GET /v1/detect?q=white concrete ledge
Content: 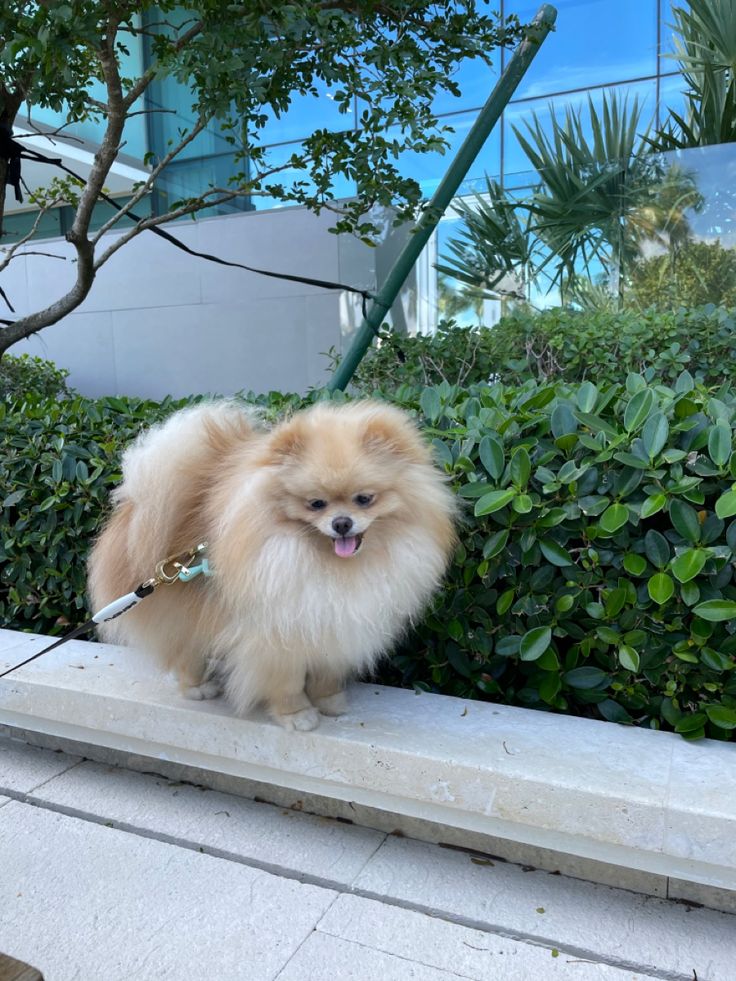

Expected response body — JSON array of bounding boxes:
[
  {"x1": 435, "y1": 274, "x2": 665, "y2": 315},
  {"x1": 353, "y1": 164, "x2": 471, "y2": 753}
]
[{"x1": 1, "y1": 627, "x2": 734, "y2": 911}]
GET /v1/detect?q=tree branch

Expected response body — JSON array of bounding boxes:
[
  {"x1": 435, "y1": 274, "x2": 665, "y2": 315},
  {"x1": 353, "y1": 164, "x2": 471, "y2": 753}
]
[
  {"x1": 123, "y1": 18, "x2": 204, "y2": 109},
  {"x1": 0, "y1": 197, "x2": 65, "y2": 275},
  {"x1": 91, "y1": 115, "x2": 209, "y2": 243}
]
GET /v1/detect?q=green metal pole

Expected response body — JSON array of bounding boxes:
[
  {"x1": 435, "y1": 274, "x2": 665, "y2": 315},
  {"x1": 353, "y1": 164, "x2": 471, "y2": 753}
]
[{"x1": 328, "y1": 3, "x2": 557, "y2": 392}]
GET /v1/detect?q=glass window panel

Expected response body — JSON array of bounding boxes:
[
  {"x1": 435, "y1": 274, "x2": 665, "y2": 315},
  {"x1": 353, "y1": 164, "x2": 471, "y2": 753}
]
[
  {"x1": 502, "y1": 79, "x2": 657, "y2": 187},
  {"x1": 659, "y1": 143, "x2": 736, "y2": 249},
  {"x1": 146, "y1": 72, "x2": 237, "y2": 162},
  {"x1": 156, "y1": 154, "x2": 252, "y2": 217},
  {"x1": 657, "y1": 71, "x2": 687, "y2": 129},
  {"x1": 433, "y1": 215, "x2": 489, "y2": 327},
  {"x1": 511, "y1": 0, "x2": 658, "y2": 100},
  {"x1": 1, "y1": 207, "x2": 62, "y2": 243},
  {"x1": 24, "y1": 26, "x2": 147, "y2": 160},
  {"x1": 659, "y1": 0, "x2": 680, "y2": 60},
  {"x1": 258, "y1": 83, "x2": 356, "y2": 146},
  {"x1": 253, "y1": 140, "x2": 355, "y2": 209},
  {"x1": 431, "y1": 57, "x2": 501, "y2": 115},
  {"x1": 395, "y1": 111, "x2": 501, "y2": 199}
]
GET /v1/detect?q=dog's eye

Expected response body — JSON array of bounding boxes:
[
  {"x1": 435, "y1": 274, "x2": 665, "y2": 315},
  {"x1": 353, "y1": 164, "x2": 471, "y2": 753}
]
[
  {"x1": 309, "y1": 499, "x2": 328, "y2": 511},
  {"x1": 354, "y1": 493, "x2": 374, "y2": 507}
]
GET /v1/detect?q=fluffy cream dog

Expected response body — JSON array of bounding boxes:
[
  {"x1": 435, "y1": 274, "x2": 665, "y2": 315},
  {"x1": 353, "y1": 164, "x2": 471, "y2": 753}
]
[{"x1": 88, "y1": 400, "x2": 456, "y2": 730}]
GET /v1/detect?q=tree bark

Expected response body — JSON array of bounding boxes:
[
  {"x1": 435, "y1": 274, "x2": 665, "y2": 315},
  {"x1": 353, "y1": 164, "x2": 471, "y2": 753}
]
[{"x1": 0, "y1": 21, "x2": 132, "y2": 358}]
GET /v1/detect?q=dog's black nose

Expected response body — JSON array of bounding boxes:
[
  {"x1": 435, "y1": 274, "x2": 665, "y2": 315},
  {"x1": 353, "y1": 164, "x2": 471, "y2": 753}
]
[{"x1": 332, "y1": 516, "x2": 354, "y2": 536}]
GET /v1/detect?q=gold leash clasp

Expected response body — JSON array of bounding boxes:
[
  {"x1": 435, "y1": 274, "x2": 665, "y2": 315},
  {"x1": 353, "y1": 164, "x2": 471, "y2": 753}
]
[{"x1": 154, "y1": 542, "x2": 208, "y2": 585}]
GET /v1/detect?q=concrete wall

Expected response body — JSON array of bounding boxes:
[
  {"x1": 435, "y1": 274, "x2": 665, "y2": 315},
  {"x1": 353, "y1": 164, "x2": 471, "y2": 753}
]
[{"x1": 4, "y1": 206, "x2": 411, "y2": 399}]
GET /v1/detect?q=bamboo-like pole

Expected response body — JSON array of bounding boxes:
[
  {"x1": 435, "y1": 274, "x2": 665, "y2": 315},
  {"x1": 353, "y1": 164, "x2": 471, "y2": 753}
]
[{"x1": 328, "y1": 3, "x2": 557, "y2": 392}]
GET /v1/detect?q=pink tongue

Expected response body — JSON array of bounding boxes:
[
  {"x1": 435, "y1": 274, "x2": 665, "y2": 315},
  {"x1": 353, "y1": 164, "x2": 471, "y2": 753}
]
[{"x1": 334, "y1": 536, "x2": 358, "y2": 558}]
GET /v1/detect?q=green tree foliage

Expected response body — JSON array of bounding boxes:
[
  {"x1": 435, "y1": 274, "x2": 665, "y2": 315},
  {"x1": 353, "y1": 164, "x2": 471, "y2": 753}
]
[
  {"x1": 0, "y1": 354, "x2": 70, "y2": 400},
  {"x1": 0, "y1": 1, "x2": 523, "y2": 354},
  {"x1": 629, "y1": 241, "x2": 736, "y2": 310}
]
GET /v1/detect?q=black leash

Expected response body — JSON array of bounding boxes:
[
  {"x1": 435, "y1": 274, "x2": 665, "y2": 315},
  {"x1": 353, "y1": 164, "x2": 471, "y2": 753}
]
[
  {"x1": 0, "y1": 126, "x2": 374, "y2": 318},
  {"x1": 1, "y1": 619, "x2": 101, "y2": 680},
  {"x1": 0, "y1": 581, "x2": 156, "y2": 681},
  {"x1": 0, "y1": 544, "x2": 205, "y2": 681}
]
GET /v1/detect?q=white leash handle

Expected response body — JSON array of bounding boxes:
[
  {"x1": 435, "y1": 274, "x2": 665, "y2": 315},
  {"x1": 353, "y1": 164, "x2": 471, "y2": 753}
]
[
  {"x1": 92, "y1": 580, "x2": 157, "y2": 624},
  {"x1": 92, "y1": 591, "x2": 146, "y2": 624}
]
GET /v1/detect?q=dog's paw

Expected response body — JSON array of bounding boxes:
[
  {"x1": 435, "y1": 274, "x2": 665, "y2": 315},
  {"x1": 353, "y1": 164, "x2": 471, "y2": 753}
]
[
  {"x1": 314, "y1": 691, "x2": 348, "y2": 716},
  {"x1": 183, "y1": 679, "x2": 222, "y2": 701},
  {"x1": 276, "y1": 706, "x2": 321, "y2": 732}
]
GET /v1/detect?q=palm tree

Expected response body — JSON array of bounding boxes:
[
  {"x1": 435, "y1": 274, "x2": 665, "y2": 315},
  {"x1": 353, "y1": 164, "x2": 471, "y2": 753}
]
[
  {"x1": 439, "y1": 92, "x2": 703, "y2": 311},
  {"x1": 513, "y1": 93, "x2": 658, "y2": 306},
  {"x1": 434, "y1": 176, "x2": 542, "y2": 312},
  {"x1": 647, "y1": 0, "x2": 736, "y2": 151}
]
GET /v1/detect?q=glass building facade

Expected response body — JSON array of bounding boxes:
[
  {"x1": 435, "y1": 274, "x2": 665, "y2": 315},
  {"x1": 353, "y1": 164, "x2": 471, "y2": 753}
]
[
  {"x1": 6, "y1": 0, "x2": 688, "y2": 296},
  {"x1": 246, "y1": 0, "x2": 682, "y2": 200}
]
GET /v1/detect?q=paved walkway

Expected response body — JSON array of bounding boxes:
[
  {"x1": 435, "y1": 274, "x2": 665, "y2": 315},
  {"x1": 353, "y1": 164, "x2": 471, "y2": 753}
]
[{"x1": 0, "y1": 735, "x2": 733, "y2": 981}]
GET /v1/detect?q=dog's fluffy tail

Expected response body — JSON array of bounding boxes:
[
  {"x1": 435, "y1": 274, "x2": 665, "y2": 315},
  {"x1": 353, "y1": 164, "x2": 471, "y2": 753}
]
[{"x1": 93, "y1": 402, "x2": 258, "y2": 591}]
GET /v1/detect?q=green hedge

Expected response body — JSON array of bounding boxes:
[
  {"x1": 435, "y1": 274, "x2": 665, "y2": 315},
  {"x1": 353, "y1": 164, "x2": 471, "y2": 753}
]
[
  {"x1": 3, "y1": 375, "x2": 736, "y2": 740},
  {"x1": 353, "y1": 305, "x2": 736, "y2": 392},
  {"x1": 0, "y1": 394, "x2": 188, "y2": 632},
  {"x1": 385, "y1": 373, "x2": 736, "y2": 741},
  {"x1": 0, "y1": 354, "x2": 71, "y2": 400}
]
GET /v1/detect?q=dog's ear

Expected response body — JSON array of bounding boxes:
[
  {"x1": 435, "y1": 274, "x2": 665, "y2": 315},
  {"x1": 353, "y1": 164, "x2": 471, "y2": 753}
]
[
  {"x1": 265, "y1": 418, "x2": 306, "y2": 463},
  {"x1": 361, "y1": 407, "x2": 428, "y2": 464}
]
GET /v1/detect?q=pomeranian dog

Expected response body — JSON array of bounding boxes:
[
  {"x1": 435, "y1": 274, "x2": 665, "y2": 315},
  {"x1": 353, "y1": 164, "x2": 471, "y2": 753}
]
[{"x1": 88, "y1": 400, "x2": 456, "y2": 731}]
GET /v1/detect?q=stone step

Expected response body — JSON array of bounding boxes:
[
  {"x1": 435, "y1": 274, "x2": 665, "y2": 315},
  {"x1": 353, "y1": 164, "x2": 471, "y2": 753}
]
[{"x1": 1, "y1": 627, "x2": 734, "y2": 912}]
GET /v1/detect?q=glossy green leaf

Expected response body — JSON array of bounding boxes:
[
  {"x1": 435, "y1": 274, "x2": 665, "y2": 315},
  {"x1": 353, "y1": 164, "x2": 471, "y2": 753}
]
[
  {"x1": 550, "y1": 402, "x2": 577, "y2": 438},
  {"x1": 648, "y1": 572, "x2": 674, "y2": 604},
  {"x1": 510, "y1": 446, "x2": 531, "y2": 488},
  {"x1": 605, "y1": 587, "x2": 628, "y2": 618},
  {"x1": 512, "y1": 493, "x2": 533, "y2": 514},
  {"x1": 705, "y1": 706, "x2": 736, "y2": 730},
  {"x1": 617, "y1": 645, "x2": 640, "y2": 672},
  {"x1": 599, "y1": 503, "x2": 629, "y2": 533},
  {"x1": 623, "y1": 553, "x2": 647, "y2": 576},
  {"x1": 680, "y1": 581, "x2": 700, "y2": 606},
  {"x1": 496, "y1": 588, "x2": 515, "y2": 615},
  {"x1": 644, "y1": 529, "x2": 670, "y2": 569},
  {"x1": 483, "y1": 528, "x2": 509, "y2": 559},
  {"x1": 478, "y1": 435, "x2": 504, "y2": 479},
  {"x1": 420, "y1": 387, "x2": 441, "y2": 422},
  {"x1": 641, "y1": 411, "x2": 669, "y2": 459},
  {"x1": 539, "y1": 539, "x2": 574, "y2": 567},
  {"x1": 432, "y1": 438, "x2": 454, "y2": 469},
  {"x1": 624, "y1": 388, "x2": 654, "y2": 433},
  {"x1": 575, "y1": 380, "x2": 598, "y2": 413},
  {"x1": 674, "y1": 712, "x2": 708, "y2": 734},
  {"x1": 693, "y1": 599, "x2": 736, "y2": 622},
  {"x1": 519, "y1": 626, "x2": 552, "y2": 662},
  {"x1": 708, "y1": 419, "x2": 732, "y2": 468},
  {"x1": 669, "y1": 499, "x2": 701, "y2": 543},
  {"x1": 670, "y1": 548, "x2": 707, "y2": 583},
  {"x1": 555, "y1": 593, "x2": 575, "y2": 613},
  {"x1": 474, "y1": 488, "x2": 516, "y2": 516},
  {"x1": 538, "y1": 673, "x2": 562, "y2": 703},
  {"x1": 640, "y1": 493, "x2": 666, "y2": 519},
  {"x1": 563, "y1": 667, "x2": 610, "y2": 689},
  {"x1": 715, "y1": 489, "x2": 736, "y2": 519}
]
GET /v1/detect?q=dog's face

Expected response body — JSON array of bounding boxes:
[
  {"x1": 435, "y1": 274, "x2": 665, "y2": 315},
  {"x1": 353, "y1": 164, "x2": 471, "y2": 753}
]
[{"x1": 263, "y1": 402, "x2": 430, "y2": 559}]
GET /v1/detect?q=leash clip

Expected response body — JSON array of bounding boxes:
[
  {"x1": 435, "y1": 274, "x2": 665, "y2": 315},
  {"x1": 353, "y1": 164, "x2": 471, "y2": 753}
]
[{"x1": 155, "y1": 542, "x2": 208, "y2": 585}]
